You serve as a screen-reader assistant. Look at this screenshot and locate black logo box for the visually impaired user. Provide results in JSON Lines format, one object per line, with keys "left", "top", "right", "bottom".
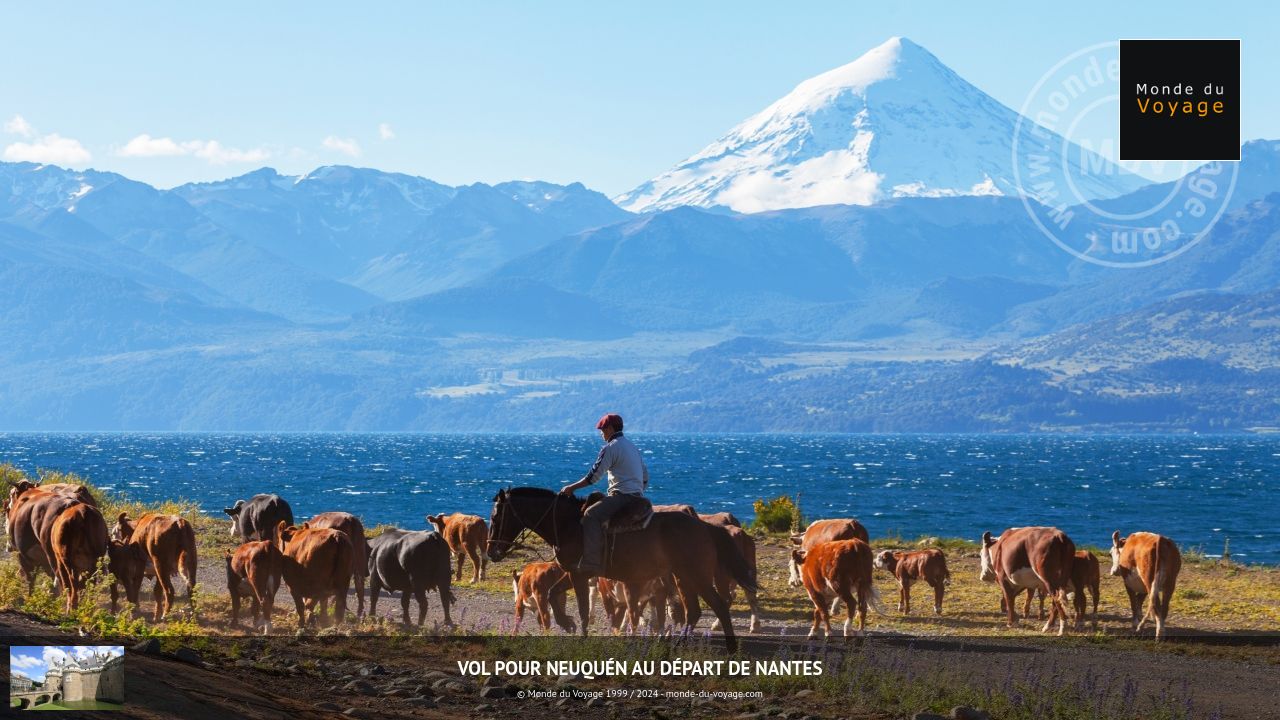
{"left": 1120, "top": 39, "right": 1240, "bottom": 161}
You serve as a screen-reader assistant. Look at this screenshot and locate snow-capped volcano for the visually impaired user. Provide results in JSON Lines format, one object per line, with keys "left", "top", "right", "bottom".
{"left": 616, "top": 37, "right": 1147, "bottom": 213}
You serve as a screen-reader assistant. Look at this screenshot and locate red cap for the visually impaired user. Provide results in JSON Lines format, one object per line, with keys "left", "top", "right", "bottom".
{"left": 595, "top": 413, "right": 623, "bottom": 432}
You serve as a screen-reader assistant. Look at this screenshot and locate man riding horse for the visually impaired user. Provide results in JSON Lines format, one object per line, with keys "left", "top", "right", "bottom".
{"left": 558, "top": 413, "right": 650, "bottom": 576}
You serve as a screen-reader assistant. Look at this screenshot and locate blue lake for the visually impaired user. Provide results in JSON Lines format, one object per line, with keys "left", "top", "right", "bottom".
{"left": 1, "top": 433, "right": 1275, "bottom": 563}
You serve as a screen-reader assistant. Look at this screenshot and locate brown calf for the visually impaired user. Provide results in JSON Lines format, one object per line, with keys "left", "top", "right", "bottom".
{"left": 107, "top": 540, "right": 146, "bottom": 613}
{"left": 226, "top": 540, "right": 284, "bottom": 634}
{"left": 112, "top": 513, "right": 199, "bottom": 621}
{"left": 49, "top": 503, "right": 109, "bottom": 612}
{"left": 792, "top": 539, "right": 880, "bottom": 639}
{"left": 873, "top": 549, "right": 950, "bottom": 615}
{"left": 1110, "top": 530, "right": 1181, "bottom": 640}
{"left": 427, "top": 512, "right": 488, "bottom": 583}
{"left": 308, "top": 511, "right": 369, "bottom": 618}
{"left": 592, "top": 575, "right": 672, "bottom": 634}
{"left": 512, "top": 561, "right": 576, "bottom": 633}
{"left": 276, "top": 520, "right": 353, "bottom": 627}
{"left": 979, "top": 527, "right": 1075, "bottom": 635}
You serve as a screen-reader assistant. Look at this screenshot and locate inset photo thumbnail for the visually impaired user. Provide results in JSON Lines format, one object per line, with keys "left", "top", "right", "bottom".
{"left": 9, "top": 646, "right": 124, "bottom": 711}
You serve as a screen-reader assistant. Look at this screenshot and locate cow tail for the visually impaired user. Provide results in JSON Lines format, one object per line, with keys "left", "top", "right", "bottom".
{"left": 865, "top": 582, "right": 887, "bottom": 616}
{"left": 1146, "top": 538, "right": 1164, "bottom": 624}
{"left": 711, "top": 525, "right": 757, "bottom": 594}
{"left": 177, "top": 518, "right": 198, "bottom": 591}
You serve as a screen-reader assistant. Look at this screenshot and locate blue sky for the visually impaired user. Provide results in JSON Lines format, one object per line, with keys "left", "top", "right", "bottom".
{"left": 2, "top": 1, "right": 1275, "bottom": 193}
{"left": 9, "top": 646, "right": 124, "bottom": 684}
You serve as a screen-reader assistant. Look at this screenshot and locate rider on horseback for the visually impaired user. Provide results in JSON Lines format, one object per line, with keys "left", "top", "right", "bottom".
{"left": 559, "top": 413, "right": 649, "bottom": 576}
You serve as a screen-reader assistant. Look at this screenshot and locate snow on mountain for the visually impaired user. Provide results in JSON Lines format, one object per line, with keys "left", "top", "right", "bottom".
{"left": 616, "top": 37, "right": 1147, "bottom": 213}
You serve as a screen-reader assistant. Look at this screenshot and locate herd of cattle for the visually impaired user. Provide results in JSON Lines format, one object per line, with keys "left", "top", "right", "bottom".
{"left": 2, "top": 480, "right": 1184, "bottom": 641}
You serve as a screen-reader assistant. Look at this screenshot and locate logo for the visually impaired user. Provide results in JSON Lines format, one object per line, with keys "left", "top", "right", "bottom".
{"left": 1012, "top": 41, "right": 1239, "bottom": 268}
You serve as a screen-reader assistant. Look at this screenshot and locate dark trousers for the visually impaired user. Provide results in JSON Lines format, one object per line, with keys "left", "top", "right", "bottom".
{"left": 581, "top": 493, "right": 648, "bottom": 568}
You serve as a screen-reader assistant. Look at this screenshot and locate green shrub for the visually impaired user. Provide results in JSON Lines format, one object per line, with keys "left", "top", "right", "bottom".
{"left": 750, "top": 494, "right": 802, "bottom": 534}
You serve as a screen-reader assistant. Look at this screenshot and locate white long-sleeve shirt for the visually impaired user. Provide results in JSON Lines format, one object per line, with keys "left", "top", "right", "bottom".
{"left": 581, "top": 433, "right": 649, "bottom": 495}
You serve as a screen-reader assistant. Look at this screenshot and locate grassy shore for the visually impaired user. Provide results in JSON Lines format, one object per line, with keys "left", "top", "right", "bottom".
{"left": 3, "top": 466, "right": 1278, "bottom": 719}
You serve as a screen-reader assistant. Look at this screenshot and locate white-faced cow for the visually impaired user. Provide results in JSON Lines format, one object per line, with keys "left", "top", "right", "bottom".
{"left": 1110, "top": 530, "right": 1182, "bottom": 640}
{"left": 873, "top": 548, "right": 950, "bottom": 615}
{"left": 979, "top": 526, "right": 1075, "bottom": 635}
{"left": 224, "top": 494, "right": 293, "bottom": 542}
{"left": 789, "top": 518, "right": 869, "bottom": 587}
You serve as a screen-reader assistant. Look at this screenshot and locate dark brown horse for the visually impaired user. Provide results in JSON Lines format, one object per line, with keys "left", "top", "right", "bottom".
{"left": 485, "top": 487, "right": 756, "bottom": 652}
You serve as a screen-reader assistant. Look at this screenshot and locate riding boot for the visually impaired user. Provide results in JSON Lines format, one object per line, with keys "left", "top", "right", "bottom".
{"left": 579, "top": 513, "right": 605, "bottom": 575}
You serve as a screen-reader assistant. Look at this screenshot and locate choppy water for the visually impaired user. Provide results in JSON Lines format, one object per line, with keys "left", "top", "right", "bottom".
{"left": 1, "top": 433, "right": 1275, "bottom": 563}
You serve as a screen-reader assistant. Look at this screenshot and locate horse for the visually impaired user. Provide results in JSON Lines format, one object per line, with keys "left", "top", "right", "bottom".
{"left": 485, "top": 487, "right": 756, "bottom": 653}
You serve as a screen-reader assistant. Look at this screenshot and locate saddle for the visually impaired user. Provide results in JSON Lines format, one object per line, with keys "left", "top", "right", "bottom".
{"left": 583, "top": 492, "right": 654, "bottom": 534}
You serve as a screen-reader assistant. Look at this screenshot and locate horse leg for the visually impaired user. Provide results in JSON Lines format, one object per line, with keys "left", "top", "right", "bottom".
{"left": 401, "top": 591, "right": 412, "bottom": 625}
{"left": 571, "top": 572, "right": 592, "bottom": 636}
{"left": 696, "top": 579, "right": 737, "bottom": 652}
{"left": 650, "top": 581, "right": 668, "bottom": 635}
{"left": 933, "top": 580, "right": 945, "bottom": 615}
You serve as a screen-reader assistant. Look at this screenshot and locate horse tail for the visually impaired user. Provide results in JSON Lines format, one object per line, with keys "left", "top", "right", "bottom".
{"left": 710, "top": 525, "right": 757, "bottom": 594}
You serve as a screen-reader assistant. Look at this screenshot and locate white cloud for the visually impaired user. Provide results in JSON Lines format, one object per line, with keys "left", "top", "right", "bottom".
{"left": 42, "top": 646, "right": 70, "bottom": 666}
{"left": 322, "top": 135, "right": 361, "bottom": 157}
{"left": 117, "top": 134, "right": 270, "bottom": 165}
{"left": 3, "top": 133, "right": 92, "bottom": 166}
{"left": 378, "top": 123, "right": 395, "bottom": 141}
{"left": 10, "top": 654, "right": 42, "bottom": 669}
{"left": 4, "top": 114, "right": 34, "bottom": 137}
{"left": 119, "top": 134, "right": 187, "bottom": 157}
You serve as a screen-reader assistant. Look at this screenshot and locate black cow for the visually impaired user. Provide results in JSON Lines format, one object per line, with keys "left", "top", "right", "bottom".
{"left": 223, "top": 494, "right": 293, "bottom": 542}
{"left": 367, "top": 528, "right": 454, "bottom": 626}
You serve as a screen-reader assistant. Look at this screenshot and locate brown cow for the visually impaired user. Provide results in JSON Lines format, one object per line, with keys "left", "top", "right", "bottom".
{"left": 427, "top": 513, "right": 487, "bottom": 583}
{"left": 49, "top": 503, "right": 109, "bottom": 612}
{"left": 1110, "top": 530, "right": 1182, "bottom": 640}
{"left": 979, "top": 527, "right": 1075, "bottom": 635}
{"left": 792, "top": 539, "right": 881, "bottom": 639}
{"left": 276, "top": 520, "right": 353, "bottom": 627}
{"left": 112, "top": 513, "right": 198, "bottom": 621}
{"left": 4, "top": 483, "right": 94, "bottom": 555}
{"left": 652, "top": 503, "right": 698, "bottom": 516}
{"left": 873, "top": 549, "right": 950, "bottom": 615}
{"left": 512, "top": 561, "right": 576, "bottom": 632}
{"left": 226, "top": 540, "right": 283, "bottom": 634}
{"left": 6, "top": 490, "right": 83, "bottom": 594}
{"left": 789, "top": 519, "right": 869, "bottom": 587}
{"left": 308, "top": 511, "right": 369, "bottom": 618}
{"left": 1003, "top": 550, "right": 1102, "bottom": 631}
{"left": 698, "top": 512, "right": 742, "bottom": 528}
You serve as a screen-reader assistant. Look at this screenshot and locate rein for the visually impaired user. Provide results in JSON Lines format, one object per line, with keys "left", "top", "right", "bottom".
{"left": 493, "top": 491, "right": 570, "bottom": 564}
